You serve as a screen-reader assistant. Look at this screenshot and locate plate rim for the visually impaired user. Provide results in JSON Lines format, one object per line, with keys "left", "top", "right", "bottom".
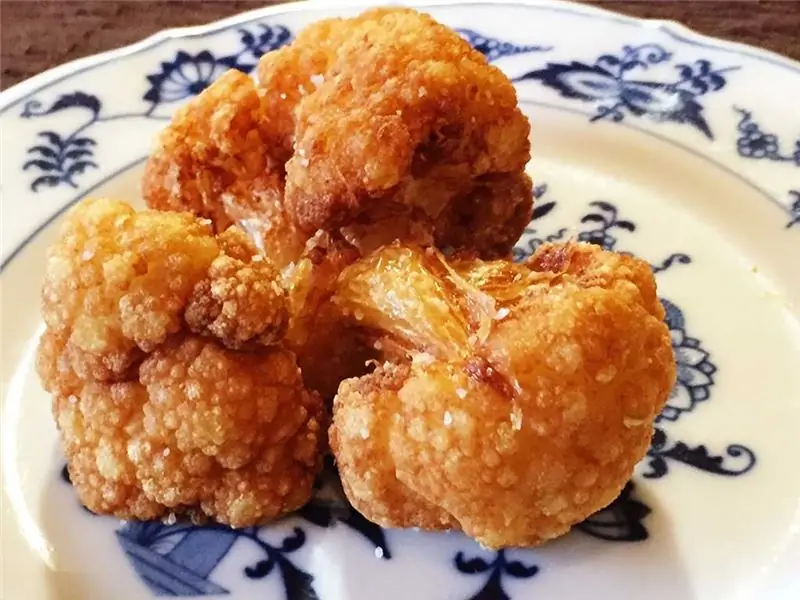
{"left": 2, "top": 1, "right": 800, "bottom": 598}
{"left": 2, "top": 0, "right": 800, "bottom": 115}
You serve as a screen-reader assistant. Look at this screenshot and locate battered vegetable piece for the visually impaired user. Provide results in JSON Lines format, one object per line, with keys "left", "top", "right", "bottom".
{"left": 331, "top": 242, "right": 675, "bottom": 548}
{"left": 142, "top": 70, "right": 306, "bottom": 269}
{"left": 38, "top": 198, "right": 325, "bottom": 526}
{"left": 284, "top": 8, "right": 533, "bottom": 258}
{"left": 143, "top": 7, "right": 533, "bottom": 262}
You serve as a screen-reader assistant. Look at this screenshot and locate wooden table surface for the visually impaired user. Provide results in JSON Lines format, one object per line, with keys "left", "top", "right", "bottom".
{"left": 2, "top": 1, "right": 798, "bottom": 90}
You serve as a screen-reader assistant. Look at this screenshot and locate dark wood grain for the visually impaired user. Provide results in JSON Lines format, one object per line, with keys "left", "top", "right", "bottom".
{"left": 2, "top": 1, "right": 798, "bottom": 90}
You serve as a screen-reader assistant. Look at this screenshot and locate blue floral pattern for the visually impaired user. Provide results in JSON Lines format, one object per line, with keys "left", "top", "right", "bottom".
{"left": 20, "top": 23, "right": 293, "bottom": 192}
{"left": 517, "top": 44, "right": 738, "bottom": 138}
{"left": 455, "top": 29, "right": 551, "bottom": 61}
{"left": 19, "top": 25, "right": 548, "bottom": 193}
{"left": 143, "top": 25, "right": 292, "bottom": 105}
{"left": 454, "top": 549, "right": 539, "bottom": 600}
{"left": 514, "top": 184, "right": 756, "bottom": 483}
{"left": 575, "top": 482, "right": 650, "bottom": 542}
{"left": 117, "top": 522, "right": 318, "bottom": 598}
{"left": 734, "top": 107, "right": 800, "bottom": 165}
{"left": 21, "top": 93, "right": 102, "bottom": 190}
{"left": 658, "top": 299, "right": 716, "bottom": 422}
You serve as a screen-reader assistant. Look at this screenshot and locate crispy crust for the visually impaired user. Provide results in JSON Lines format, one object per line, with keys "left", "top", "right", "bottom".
{"left": 39, "top": 198, "right": 325, "bottom": 526}
{"left": 331, "top": 242, "right": 675, "bottom": 548}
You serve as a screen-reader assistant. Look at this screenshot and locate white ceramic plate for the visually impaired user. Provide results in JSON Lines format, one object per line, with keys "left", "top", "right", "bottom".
{"left": 2, "top": 1, "right": 799, "bottom": 599}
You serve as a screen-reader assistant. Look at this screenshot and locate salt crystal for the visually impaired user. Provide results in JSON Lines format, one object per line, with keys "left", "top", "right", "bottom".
{"left": 414, "top": 352, "right": 435, "bottom": 366}
{"left": 374, "top": 547, "right": 384, "bottom": 559}
{"left": 310, "top": 73, "right": 325, "bottom": 88}
{"left": 360, "top": 428, "right": 370, "bottom": 440}
{"left": 495, "top": 307, "right": 510, "bottom": 321}
{"left": 300, "top": 157, "right": 310, "bottom": 168}
{"left": 81, "top": 248, "right": 94, "bottom": 261}
{"left": 280, "top": 93, "right": 287, "bottom": 100}
{"left": 443, "top": 411, "right": 453, "bottom": 426}
{"left": 163, "top": 448, "right": 171, "bottom": 457}
{"left": 510, "top": 409, "right": 523, "bottom": 431}
{"left": 455, "top": 388, "right": 467, "bottom": 399}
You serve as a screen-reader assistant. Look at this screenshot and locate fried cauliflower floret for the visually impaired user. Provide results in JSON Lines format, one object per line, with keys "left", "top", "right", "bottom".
{"left": 144, "top": 7, "right": 532, "bottom": 262}
{"left": 142, "top": 70, "right": 306, "bottom": 268}
{"left": 285, "top": 8, "right": 532, "bottom": 257}
{"left": 330, "top": 242, "right": 675, "bottom": 548}
{"left": 185, "top": 229, "right": 288, "bottom": 350}
{"left": 132, "top": 336, "right": 325, "bottom": 526}
{"left": 330, "top": 363, "right": 458, "bottom": 531}
{"left": 39, "top": 198, "right": 325, "bottom": 526}
{"left": 40, "top": 198, "right": 219, "bottom": 381}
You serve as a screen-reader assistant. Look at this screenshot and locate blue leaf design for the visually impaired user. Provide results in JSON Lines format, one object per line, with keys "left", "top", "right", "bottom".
{"left": 519, "top": 45, "right": 734, "bottom": 137}
{"left": 21, "top": 93, "right": 99, "bottom": 118}
{"left": 576, "top": 481, "right": 650, "bottom": 541}
{"left": 23, "top": 159, "right": 57, "bottom": 172}
{"left": 63, "top": 148, "right": 94, "bottom": 160}
{"left": 504, "top": 560, "right": 540, "bottom": 578}
{"left": 244, "top": 558, "right": 275, "bottom": 579}
{"left": 516, "top": 62, "right": 615, "bottom": 100}
{"left": 454, "top": 553, "right": 491, "bottom": 574}
{"left": 70, "top": 137, "right": 97, "bottom": 147}
{"left": 280, "top": 528, "right": 306, "bottom": 553}
{"left": 27, "top": 145, "right": 58, "bottom": 159}
{"left": 277, "top": 556, "right": 320, "bottom": 600}
{"left": 36, "top": 131, "right": 65, "bottom": 149}
{"left": 456, "top": 28, "right": 551, "bottom": 61}
{"left": 31, "top": 175, "right": 65, "bottom": 191}
{"left": 531, "top": 201, "right": 556, "bottom": 220}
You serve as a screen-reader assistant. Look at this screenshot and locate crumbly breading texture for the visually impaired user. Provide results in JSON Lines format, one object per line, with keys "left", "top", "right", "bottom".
{"left": 40, "top": 197, "right": 219, "bottom": 381}
{"left": 330, "top": 242, "right": 676, "bottom": 548}
{"left": 142, "top": 70, "right": 306, "bottom": 268}
{"left": 39, "top": 198, "right": 325, "bottom": 526}
{"left": 143, "top": 7, "right": 533, "bottom": 262}
{"left": 285, "top": 9, "right": 532, "bottom": 257}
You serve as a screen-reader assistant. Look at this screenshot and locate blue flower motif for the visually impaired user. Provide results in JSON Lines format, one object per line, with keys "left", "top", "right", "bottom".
{"left": 454, "top": 549, "right": 539, "bottom": 600}
{"left": 143, "top": 50, "right": 240, "bottom": 104}
{"left": 737, "top": 130, "right": 780, "bottom": 159}
{"left": 734, "top": 107, "right": 800, "bottom": 164}
{"left": 658, "top": 299, "right": 716, "bottom": 422}
{"left": 517, "top": 45, "right": 738, "bottom": 138}
{"left": 143, "top": 24, "right": 293, "bottom": 106}
{"left": 456, "top": 29, "right": 551, "bottom": 61}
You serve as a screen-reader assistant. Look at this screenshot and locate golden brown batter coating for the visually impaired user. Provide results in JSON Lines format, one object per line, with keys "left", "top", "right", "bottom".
{"left": 38, "top": 198, "right": 325, "bottom": 526}
{"left": 330, "top": 242, "right": 675, "bottom": 548}
{"left": 143, "top": 7, "right": 533, "bottom": 263}
{"left": 40, "top": 197, "right": 219, "bottom": 381}
{"left": 142, "top": 70, "right": 306, "bottom": 268}
{"left": 284, "top": 8, "right": 532, "bottom": 257}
